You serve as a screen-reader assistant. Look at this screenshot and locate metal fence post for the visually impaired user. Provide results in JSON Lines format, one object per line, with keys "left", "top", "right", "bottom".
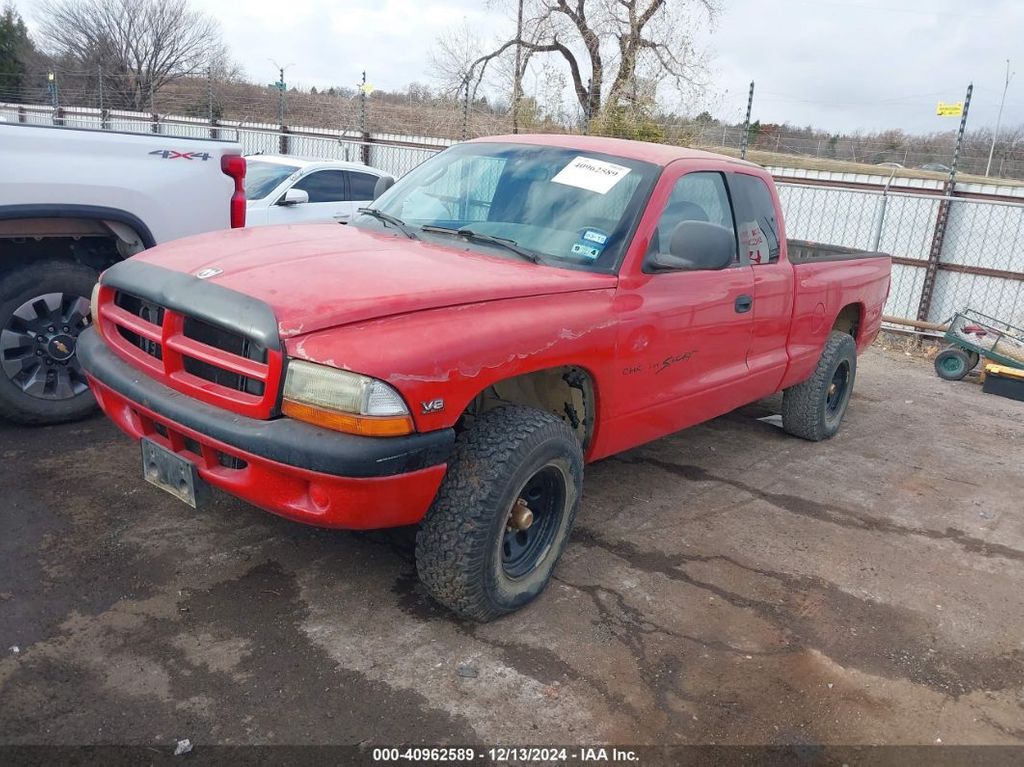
{"left": 207, "top": 67, "right": 220, "bottom": 139}
{"left": 917, "top": 83, "right": 972, "bottom": 322}
{"left": 871, "top": 166, "right": 899, "bottom": 251}
{"left": 584, "top": 78, "right": 592, "bottom": 134}
{"left": 461, "top": 75, "right": 470, "bottom": 141}
{"left": 359, "top": 71, "right": 371, "bottom": 164}
{"left": 740, "top": 80, "right": 754, "bottom": 160}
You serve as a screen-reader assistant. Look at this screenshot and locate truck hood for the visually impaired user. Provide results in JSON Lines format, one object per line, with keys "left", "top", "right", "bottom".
{"left": 133, "top": 223, "right": 617, "bottom": 338}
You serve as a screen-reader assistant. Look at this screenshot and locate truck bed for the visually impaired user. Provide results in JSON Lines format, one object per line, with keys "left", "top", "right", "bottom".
{"left": 787, "top": 239, "right": 890, "bottom": 265}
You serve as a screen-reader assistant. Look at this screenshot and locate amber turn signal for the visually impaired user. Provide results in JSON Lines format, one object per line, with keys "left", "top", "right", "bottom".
{"left": 281, "top": 399, "right": 414, "bottom": 437}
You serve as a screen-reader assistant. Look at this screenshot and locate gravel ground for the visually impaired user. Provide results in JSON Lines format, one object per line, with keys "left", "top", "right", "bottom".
{"left": 1, "top": 346, "right": 1022, "bottom": 747}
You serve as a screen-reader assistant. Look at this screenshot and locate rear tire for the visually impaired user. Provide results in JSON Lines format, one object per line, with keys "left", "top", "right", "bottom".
{"left": 415, "top": 406, "right": 583, "bottom": 622}
{"left": 934, "top": 347, "right": 971, "bottom": 381}
{"left": 782, "top": 331, "right": 857, "bottom": 441}
{"left": 0, "top": 260, "right": 99, "bottom": 425}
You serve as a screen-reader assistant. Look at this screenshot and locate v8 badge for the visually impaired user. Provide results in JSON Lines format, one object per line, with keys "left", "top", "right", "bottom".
{"left": 421, "top": 398, "right": 445, "bottom": 414}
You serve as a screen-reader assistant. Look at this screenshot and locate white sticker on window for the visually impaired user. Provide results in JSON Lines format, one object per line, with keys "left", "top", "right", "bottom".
{"left": 551, "top": 156, "right": 631, "bottom": 195}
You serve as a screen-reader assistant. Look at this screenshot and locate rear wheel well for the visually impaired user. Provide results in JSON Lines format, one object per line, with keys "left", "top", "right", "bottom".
{"left": 457, "top": 366, "right": 596, "bottom": 450}
{"left": 832, "top": 303, "right": 863, "bottom": 342}
{"left": 0, "top": 217, "right": 146, "bottom": 273}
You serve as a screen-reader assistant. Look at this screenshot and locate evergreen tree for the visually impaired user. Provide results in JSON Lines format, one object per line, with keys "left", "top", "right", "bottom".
{"left": 0, "top": 4, "right": 31, "bottom": 103}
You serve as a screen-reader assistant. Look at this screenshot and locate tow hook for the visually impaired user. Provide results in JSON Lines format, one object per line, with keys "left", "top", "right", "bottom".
{"left": 508, "top": 498, "right": 534, "bottom": 531}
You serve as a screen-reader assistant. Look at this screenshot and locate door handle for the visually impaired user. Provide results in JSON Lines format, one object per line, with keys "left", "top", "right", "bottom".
{"left": 735, "top": 294, "right": 753, "bottom": 313}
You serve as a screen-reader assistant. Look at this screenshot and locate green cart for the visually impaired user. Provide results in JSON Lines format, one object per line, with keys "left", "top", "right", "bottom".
{"left": 934, "top": 308, "right": 1024, "bottom": 381}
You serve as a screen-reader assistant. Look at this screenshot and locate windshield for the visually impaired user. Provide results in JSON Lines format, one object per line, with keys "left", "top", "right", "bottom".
{"left": 351, "top": 142, "right": 659, "bottom": 272}
{"left": 245, "top": 160, "right": 300, "bottom": 200}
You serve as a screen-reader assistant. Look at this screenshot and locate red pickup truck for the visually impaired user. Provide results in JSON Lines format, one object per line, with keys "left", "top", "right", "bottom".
{"left": 78, "top": 135, "right": 890, "bottom": 621}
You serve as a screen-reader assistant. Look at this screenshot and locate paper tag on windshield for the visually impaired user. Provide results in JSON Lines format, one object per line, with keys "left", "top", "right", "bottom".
{"left": 552, "top": 156, "right": 631, "bottom": 194}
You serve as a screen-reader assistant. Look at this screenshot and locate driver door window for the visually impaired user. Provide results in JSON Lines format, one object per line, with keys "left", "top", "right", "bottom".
{"left": 650, "top": 171, "right": 737, "bottom": 263}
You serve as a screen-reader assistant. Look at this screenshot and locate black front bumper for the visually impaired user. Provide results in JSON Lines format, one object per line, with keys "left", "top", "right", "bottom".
{"left": 77, "top": 328, "right": 454, "bottom": 478}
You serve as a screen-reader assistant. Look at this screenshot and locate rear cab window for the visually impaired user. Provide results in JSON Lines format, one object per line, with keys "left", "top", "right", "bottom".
{"left": 728, "top": 173, "right": 780, "bottom": 265}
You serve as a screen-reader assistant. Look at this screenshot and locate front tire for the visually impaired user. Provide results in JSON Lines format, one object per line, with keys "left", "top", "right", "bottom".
{"left": 782, "top": 331, "right": 857, "bottom": 441}
{"left": 415, "top": 406, "right": 583, "bottom": 622}
{"left": 0, "top": 260, "right": 99, "bottom": 425}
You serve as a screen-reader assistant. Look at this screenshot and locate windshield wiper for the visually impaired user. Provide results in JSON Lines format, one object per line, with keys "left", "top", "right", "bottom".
{"left": 420, "top": 225, "right": 541, "bottom": 264}
{"left": 357, "top": 207, "right": 418, "bottom": 240}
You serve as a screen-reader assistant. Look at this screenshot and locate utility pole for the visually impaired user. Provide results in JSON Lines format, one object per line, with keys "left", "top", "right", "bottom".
{"left": 511, "top": 0, "right": 524, "bottom": 134}
{"left": 985, "top": 59, "right": 1014, "bottom": 177}
{"left": 97, "top": 65, "right": 103, "bottom": 112}
{"left": 740, "top": 80, "right": 754, "bottom": 160}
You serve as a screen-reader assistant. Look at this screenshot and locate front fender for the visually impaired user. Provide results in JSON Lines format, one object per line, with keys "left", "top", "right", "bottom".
{"left": 284, "top": 290, "right": 618, "bottom": 433}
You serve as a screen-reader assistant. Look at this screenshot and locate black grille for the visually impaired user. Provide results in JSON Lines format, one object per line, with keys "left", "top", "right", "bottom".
{"left": 114, "top": 291, "right": 163, "bottom": 359}
{"left": 182, "top": 316, "right": 266, "bottom": 396}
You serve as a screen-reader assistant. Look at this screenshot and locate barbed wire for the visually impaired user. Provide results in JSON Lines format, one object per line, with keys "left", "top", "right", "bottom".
{"left": 3, "top": 68, "right": 1023, "bottom": 179}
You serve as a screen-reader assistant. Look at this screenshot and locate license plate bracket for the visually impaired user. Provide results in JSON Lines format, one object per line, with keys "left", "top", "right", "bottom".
{"left": 141, "top": 437, "right": 210, "bottom": 509}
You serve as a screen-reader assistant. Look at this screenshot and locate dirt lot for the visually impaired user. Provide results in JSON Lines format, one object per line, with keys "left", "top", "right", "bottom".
{"left": 1, "top": 346, "right": 1022, "bottom": 747}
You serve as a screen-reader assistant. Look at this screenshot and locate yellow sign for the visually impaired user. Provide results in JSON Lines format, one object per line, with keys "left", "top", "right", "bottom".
{"left": 359, "top": 83, "right": 374, "bottom": 95}
{"left": 936, "top": 102, "right": 963, "bottom": 117}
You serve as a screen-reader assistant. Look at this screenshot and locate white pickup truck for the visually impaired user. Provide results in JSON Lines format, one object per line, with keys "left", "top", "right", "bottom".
{"left": 0, "top": 123, "right": 245, "bottom": 424}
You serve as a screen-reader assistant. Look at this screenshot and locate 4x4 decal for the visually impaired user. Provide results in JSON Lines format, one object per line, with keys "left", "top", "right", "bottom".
{"left": 148, "top": 150, "right": 213, "bottom": 161}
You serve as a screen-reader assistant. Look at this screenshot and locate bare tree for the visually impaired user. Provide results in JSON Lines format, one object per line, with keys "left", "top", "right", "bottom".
{"left": 446, "top": 0, "right": 717, "bottom": 120}
{"left": 36, "top": 0, "right": 227, "bottom": 111}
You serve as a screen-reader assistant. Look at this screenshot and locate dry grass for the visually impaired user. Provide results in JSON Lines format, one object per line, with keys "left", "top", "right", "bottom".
{"left": 706, "top": 146, "right": 1024, "bottom": 189}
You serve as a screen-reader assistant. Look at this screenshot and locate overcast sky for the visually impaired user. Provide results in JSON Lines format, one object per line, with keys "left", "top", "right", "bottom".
{"left": 15, "top": 0, "right": 1024, "bottom": 133}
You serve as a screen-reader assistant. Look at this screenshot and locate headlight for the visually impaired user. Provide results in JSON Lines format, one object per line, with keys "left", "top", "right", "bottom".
{"left": 281, "top": 359, "right": 414, "bottom": 437}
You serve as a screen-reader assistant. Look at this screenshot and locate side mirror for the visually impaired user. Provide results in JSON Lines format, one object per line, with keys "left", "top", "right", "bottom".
{"left": 373, "top": 175, "right": 395, "bottom": 200}
{"left": 648, "top": 220, "right": 735, "bottom": 272}
{"left": 278, "top": 188, "right": 309, "bottom": 206}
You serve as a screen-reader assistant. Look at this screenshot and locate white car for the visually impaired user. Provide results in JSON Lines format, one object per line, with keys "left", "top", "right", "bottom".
{"left": 244, "top": 155, "right": 393, "bottom": 226}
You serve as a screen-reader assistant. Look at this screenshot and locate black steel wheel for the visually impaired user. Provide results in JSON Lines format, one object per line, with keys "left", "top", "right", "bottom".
{"left": 782, "top": 331, "right": 858, "bottom": 441}
{"left": 416, "top": 406, "right": 583, "bottom": 622}
{"left": 0, "top": 261, "right": 99, "bottom": 424}
{"left": 501, "top": 465, "right": 568, "bottom": 579}
{"left": 825, "top": 359, "right": 852, "bottom": 418}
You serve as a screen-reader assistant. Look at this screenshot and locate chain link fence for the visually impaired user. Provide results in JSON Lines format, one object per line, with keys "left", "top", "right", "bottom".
{"left": 777, "top": 182, "right": 1024, "bottom": 329}
{"left": 5, "top": 99, "right": 1024, "bottom": 334}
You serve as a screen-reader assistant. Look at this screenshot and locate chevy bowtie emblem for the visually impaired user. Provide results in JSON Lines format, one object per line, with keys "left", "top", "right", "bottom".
{"left": 54, "top": 340, "right": 69, "bottom": 355}
{"left": 195, "top": 267, "right": 222, "bottom": 280}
